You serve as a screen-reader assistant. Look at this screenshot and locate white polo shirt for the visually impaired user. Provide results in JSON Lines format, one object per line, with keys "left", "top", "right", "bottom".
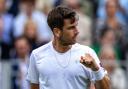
{"left": 27, "top": 41, "right": 102, "bottom": 89}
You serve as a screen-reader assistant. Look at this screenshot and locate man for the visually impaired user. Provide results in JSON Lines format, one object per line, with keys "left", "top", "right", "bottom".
{"left": 27, "top": 6, "right": 110, "bottom": 89}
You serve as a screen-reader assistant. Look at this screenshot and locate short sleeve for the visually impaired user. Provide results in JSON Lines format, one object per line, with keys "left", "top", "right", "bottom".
{"left": 26, "top": 51, "right": 39, "bottom": 84}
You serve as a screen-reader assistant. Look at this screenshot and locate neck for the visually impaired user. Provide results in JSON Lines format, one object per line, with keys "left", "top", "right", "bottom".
{"left": 52, "top": 39, "right": 72, "bottom": 53}
{"left": 18, "top": 55, "right": 27, "bottom": 61}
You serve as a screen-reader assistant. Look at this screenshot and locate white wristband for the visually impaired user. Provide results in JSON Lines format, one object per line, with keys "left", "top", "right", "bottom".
{"left": 92, "top": 67, "right": 105, "bottom": 81}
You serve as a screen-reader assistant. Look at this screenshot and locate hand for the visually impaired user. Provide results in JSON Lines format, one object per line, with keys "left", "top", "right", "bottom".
{"left": 80, "top": 54, "right": 99, "bottom": 71}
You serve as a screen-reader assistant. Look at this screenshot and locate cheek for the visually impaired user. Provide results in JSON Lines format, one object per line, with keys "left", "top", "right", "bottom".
{"left": 67, "top": 31, "right": 75, "bottom": 37}
{"left": 60, "top": 30, "right": 75, "bottom": 41}
{"left": 65, "top": 33, "right": 74, "bottom": 39}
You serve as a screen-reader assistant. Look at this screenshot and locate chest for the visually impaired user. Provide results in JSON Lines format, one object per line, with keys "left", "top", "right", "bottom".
{"left": 36, "top": 53, "right": 89, "bottom": 80}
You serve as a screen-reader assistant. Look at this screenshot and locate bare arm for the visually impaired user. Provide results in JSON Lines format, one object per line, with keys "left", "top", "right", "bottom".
{"left": 95, "top": 75, "right": 110, "bottom": 89}
{"left": 31, "top": 83, "right": 39, "bottom": 89}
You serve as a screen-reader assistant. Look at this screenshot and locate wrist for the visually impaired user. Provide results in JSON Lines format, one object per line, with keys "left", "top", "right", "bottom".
{"left": 92, "top": 67, "right": 105, "bottom": 81}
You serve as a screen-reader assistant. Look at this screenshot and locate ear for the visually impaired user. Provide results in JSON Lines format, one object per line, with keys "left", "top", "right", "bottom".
{"left": 53, "top": 28, "right": 61, "bottom": 38}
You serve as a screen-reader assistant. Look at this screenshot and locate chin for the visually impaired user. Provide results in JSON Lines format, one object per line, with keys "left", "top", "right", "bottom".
{"left": 63, "top": 41, "right": 75, "bottom": 46}
{"left": 69, "top": 41, "right": 76, "bottom": 45}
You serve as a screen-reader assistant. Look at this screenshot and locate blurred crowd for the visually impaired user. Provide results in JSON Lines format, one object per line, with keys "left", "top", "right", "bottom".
{"left": 0, "top": 0, "right": 128, "bottom": 89}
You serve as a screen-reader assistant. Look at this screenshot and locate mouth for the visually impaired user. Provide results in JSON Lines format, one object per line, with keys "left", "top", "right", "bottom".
{"left": 73, "top": 34, "right": 78, "bottom": 39}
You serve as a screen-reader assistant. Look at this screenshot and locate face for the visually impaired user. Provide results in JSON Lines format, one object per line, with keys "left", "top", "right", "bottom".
{"left": 99, "top": 46, "right": 116, "bottom": 73}
{"left": 57, "top": 19, "right": 79, "bottom": 46}
{"left": 25, "top": 21, "right": 37, "bottom": 39}
{"left": 24, "top": 2, "right": 35, "bottom": 15}
{"left": 15, "top": 38, "right": 30, "bottom": 57}
{"left": 0, "top": 0, "right": 5, "bottom": 13}
{"left": 106, "top": 1, "right": 117, "bottom": 16}
{"left": 101, "top": 30, "right": 116, "bottom": 46}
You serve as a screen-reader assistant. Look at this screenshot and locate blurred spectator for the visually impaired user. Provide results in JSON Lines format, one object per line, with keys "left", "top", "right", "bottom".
{"left": 91, "top": 26, "right": 121, "bottom": 59}
{"left": 97, "top": 0, "right": 128, "bottom": 24}
{"left": 23, "top": 19, "right": 43, "bottom": 51}
{"left": 7, "top": 0, "right": 20, "bottom": 17}
{"left": 0, "top": 61, "right": 1, "bottom": 88}
{"left": 97, "top": 0, "right": 128, "bottom": 33}
{"left": 11, "top": 36, "right": 30, "bottom": 89}
{"left": 13, "top": 0, "right": 52, "bottom": 44}
{"left": 36, "top": 0, "right": 54, "bottom": 15}
{"left": 87, "top": 0, "right": 98, "bottom": 18}
{"left": 95, "top": 0, "right": 128, "bottom": 59}
{"left": 63, "top": 0, "right": 92, "bottom": 46}
{"left": 0, "top": 0, "right": 14, "bottom": 59}
{"left": 99, "top": 45, "right": 127, "bottom": 89}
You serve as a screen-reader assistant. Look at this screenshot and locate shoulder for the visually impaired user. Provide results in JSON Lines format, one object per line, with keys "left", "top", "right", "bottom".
{"left": 74, "top": 43, "right": 98, "bottom": 57}
{"left": 73, "top": 43, "right": 95, "bottom": 52}
{"left": 32, "top": 41, "right": 52, "bottom": 58}
{"left": 14, "top": 13, "right": 26, "bottom": 21}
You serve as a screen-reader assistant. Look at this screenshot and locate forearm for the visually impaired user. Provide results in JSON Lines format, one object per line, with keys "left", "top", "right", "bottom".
{"left": 31, "top": 83, "right": 39, "bottom": 89}
{"left": 95, "top": 75, "right": 110, "bottom": 89}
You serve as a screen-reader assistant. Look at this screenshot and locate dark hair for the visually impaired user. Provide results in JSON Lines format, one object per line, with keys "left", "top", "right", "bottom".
{"left": 47, "top": 5, "right": 77, "bottom": 31}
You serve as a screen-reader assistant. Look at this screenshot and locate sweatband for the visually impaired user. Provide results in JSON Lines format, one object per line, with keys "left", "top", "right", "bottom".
{"left": 92, "top": 67, "right": 105, "bottom": 81}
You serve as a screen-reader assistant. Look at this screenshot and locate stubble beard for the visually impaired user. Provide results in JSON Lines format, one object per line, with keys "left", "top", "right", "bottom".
{"left": 59, "top": 36, "right": 76, "bottom": 46}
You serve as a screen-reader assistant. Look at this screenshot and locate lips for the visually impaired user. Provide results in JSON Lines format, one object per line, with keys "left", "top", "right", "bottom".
{"left": 73, "top": 33, "right": 78, "bottom": 39}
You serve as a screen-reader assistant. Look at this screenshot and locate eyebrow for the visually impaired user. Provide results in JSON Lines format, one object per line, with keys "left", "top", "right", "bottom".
{"left": 67, "top": 21, "right": 78, "bottom": 27}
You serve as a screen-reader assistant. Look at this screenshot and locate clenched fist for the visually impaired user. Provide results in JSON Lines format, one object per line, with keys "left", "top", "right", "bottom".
{"left": 80, "top": 54, "right": 99, "bottom": 71}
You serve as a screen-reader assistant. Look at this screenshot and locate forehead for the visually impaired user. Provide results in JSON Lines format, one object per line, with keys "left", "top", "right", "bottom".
{"left": 106, "top": 1, "right": 117, "bottom": 8}
{"left": 15, "top": 38, "right": 28, "bottom": 45}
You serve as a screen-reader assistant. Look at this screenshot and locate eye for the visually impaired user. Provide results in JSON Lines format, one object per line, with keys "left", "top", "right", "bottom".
{"left": 68, "top": 26, "right": 76, "bottom": 30}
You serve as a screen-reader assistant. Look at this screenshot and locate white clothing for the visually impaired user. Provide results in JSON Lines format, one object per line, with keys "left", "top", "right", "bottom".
{"left": 19, "top": 58, "right": 30, "bottom": 89}
{"left": 27, "top": 41, "right": 104, "bottom": 89}
{"left": 111, "top": 68, "right": 127, "bottom": 89}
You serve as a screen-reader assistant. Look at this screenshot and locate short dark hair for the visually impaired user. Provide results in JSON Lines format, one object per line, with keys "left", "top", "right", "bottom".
{"left": 47, "top": 5, "right": 77, "bottom": 31}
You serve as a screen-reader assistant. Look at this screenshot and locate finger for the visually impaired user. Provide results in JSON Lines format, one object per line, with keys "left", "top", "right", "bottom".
{"left": 81, "top": 56, "right": 88, "bottom": 60}
{"left": 81, "top": 55, "right": 93, "bottom": 65}
{"left": 81, "top": 56, "right": 83, "bottom": 59}
{"left": 85, "top": 53, "right": 91, "bottom": 58}
{"left": 84, "top": 60, "right": 92, "bottom": 65}
{"left": 85, "top": 54, "right": 94, "bottom": 61}
{"left": 80, "top": 56, "right": 84, "bottom": 63}
{"left": 80, "top": 59, "right": 83, "bottom": 63}
{"left": 81, "top": 57, "right": 89, "bottom": 64}
{"left": 83, "top": 56, "right": 90, "bottom": 62}
{"left": 81, "top": 56, "right": 87, "bottom": 61}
